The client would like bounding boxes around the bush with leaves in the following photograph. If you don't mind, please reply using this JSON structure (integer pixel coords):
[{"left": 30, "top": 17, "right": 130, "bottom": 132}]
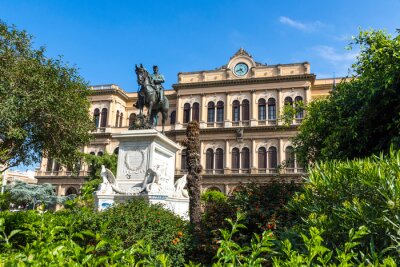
[{"left": 288, "top": 149, "right": 400, "bottom": 262}]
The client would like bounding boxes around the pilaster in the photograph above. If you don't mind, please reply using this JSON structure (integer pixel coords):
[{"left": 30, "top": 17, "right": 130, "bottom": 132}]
[
  {"left": 250, "top": 89, "right": 257, "bottom": 126},
  {"left": 225, "top": 92, "right": 232, "bottom": 127}
]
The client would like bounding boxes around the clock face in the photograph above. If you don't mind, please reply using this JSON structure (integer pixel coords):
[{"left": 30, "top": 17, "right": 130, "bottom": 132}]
[{"left": 234, "top": 63, "right": 249, "bottom": 76}]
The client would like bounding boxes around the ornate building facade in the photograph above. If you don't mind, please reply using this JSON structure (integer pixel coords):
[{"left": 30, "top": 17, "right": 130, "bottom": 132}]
[{"left": 35, "top": 49, "right": 336, "bottom": 196}]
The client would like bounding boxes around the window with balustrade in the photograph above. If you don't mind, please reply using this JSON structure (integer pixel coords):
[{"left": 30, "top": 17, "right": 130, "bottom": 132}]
[
  {"left": 206, "top": 148, "right": 214, "bottom": 173},
  {"left": 100, "top": 108, "right": 108, "bottom": 127},
  {"left": 232, "top": 100, "right": 240, "bottom": 123},
  {"left": 258, "top": 98, "right": 266, "bottom": 121},
  {"left": 192, "top": 102, "right": 200, "bottom": 122},
  {"left": 216, "top": 101, "right": 224, "bottom": 124},
  {"left": 207, "top": 101, "right": 215, "bottom": 125},
  {"left": 183, "top": 103, "right": 191, "bottom": 123},
  {"left": 231, "top": 147, "right": 240, "bottom": 173},
  {"left": 93, "top": 108, "right": 100, "bottom": 128},
  {"left": 267, "top": 98, "right": 276, "bottom": 123},
  {"left": 170, "top": 111, "right": 176, "bottom": 125},
  {"left": 258, "top": 147, "right": 267, "bottom": 173}
]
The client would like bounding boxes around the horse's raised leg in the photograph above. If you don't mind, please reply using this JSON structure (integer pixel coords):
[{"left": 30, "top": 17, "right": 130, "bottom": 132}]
[{"left": 161, "top": 109, "right": 168, "bottom": 134}]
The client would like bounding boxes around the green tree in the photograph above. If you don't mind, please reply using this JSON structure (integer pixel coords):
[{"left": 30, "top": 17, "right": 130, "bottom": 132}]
[
  {"left": 294, "top": 29, "right": 400, "bottom": 164},
  {"left": 0, "top": 21, "right": 93, "bottom": 172}
]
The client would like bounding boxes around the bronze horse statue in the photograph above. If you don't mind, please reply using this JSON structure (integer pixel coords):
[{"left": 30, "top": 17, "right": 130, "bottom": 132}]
[{"left": 134, "top": 64, "right": 169, "bottom": 133}]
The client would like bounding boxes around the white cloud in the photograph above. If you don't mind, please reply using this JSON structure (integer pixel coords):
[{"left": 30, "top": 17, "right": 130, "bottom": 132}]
[
  {"left": 279, "top": 16, "right": 326, "bottom": 32},
  {"left": 314, "top": 45, "right": 358, "bottom": 63}
]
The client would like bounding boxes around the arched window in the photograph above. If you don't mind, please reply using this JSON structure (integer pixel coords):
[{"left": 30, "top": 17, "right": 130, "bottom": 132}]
[
  {"left": 241, "top": 147, "right": 250, "bottom": 172},
  {"left": 231, "top": 148, "right": 240, "bottom": 172},
  {"left": 97, "top": 151, "right": 104, "bottom": 156},
  {"left": 258, "top": 147, "right": 267, "bottom": 172},
  {"left": 242, "top": 99, "right": 250, "bottom": 122},
  {"left": 100, "top": 108, "right": 108, "bottom": 127},
  {"left": 295, "top": 96, "right": 304, "bottom": 119},
  {"left": 232, "top": 100, "right": 240, "bottom": 122},
  {"left": 119, "top": 113, "right": 123, "bottom": 127},
  {"left": 170, "top": 111, "right": 176, "bottom": 125},
  {"left": 207, "top": 101, "right": 215, "bottom": 123},
  {"left": 192, "top": 102, "right": 200, "bottom": 122},
  {"left": 93, "top": 108, "right": 100, "bottom": 128},
  {"left": 89, "top": 152, "right": 95, "bottom": 155},
  {"left": 216, "top": 101, "right": 224, "bottom": 123},
  {"left": 115, "top": 110, "right": 120, "bottom": 127},
  {"left": 258, "top": 98, "right": 266, "bottom": 121},
  {"left": 285, "top": 146, "right": 295, "bottom": 173},
  {"left": 284, "top": 97, "right": 293, "bottom": 106},
  {"left": 53, "top": 161, "right": 60, "bottom": 173},
  {"left": 46, "top": 158, "right": 53, "bottom": 172},
  {"left": 207, "top": 186, "right": 222, "bottom": 192},
  {"left": 215, "top": 148, "right": 224, "bottom": 173},
  {"left": 268, "top": 146, "right": 278, "bottom": 172},
  {"left": 183, "top": 103, "right": 191, "bottom": 123},
  {"left": 267, "top": 98, "right": 276, "bottom": 121},
  {"left": 206, "top": 148, "right": 214, "bottom": 173},
  {"left": 113, "top": 147, "right": 119, "bottom": 155},
  {"left": 129, "top": 113, "right": 136, "bottom": 128},
  {"left": 65, "top": 187, "right": 78, "bottom": 196},
  {"left": 181, "top": 149, "right": 188, "bottom": 170}
]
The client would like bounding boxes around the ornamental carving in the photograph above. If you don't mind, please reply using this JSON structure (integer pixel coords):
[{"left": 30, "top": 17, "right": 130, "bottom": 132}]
[{"left": 124, "top": 149, "right": 145, "bottom": 173}]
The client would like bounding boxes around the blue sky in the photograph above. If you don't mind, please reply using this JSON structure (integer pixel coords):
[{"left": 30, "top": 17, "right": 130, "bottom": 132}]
[
  {"left": 2, "top": 0, "right": 399, "bottom": 91},
  {"left": 1, "top": 0, "right": 399, "bottom": 170}
]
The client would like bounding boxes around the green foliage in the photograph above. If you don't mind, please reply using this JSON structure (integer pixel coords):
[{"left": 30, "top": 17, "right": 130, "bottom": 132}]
[
  {"left": 288, "top": 149, "right": 400, "bottom": 262},
  {"left": 0, "top": 190, "right": 11, "bottom": 210},
  {"left": 7, "top": 180, "right": 69, "bottom": 209},
  {"left": 0, "top": 198, "right": 189, "bottom": 266},
  {"left": 201, "top": 190, "right": 227, "bottom": 204},
  {"left": 83, "top": 152, "right": 117, "bottom": 181},
  {"left": 294, "top": 29, "right": 400, "bottom": 164},
  {"left": 0, "top": 21, "right": 93, "bottom": 170}
]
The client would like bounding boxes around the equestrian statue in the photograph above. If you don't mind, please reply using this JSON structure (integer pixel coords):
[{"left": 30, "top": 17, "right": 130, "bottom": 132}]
[{"left": 133, "top": 64, "right": 169, "bottom": 133}]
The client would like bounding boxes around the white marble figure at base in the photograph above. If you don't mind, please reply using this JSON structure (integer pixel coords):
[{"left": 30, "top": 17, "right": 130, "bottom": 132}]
[
  {"left": 172, "top": 174, "right": 189, "bottom": 199},
  {"left": 98, "top": 165, "right": 181, "bottom": 196}
]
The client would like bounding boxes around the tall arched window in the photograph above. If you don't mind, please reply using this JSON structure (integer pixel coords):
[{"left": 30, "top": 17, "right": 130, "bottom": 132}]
[
  {"left": 46, "top": 158, "right": 53, "bottom": 172},
  {"left": 232, "top": 100, "right": 240, "bottom": 122},
  {"left": 170, "top": 111, "right": 176, "bottom": 125},
  {"left": 267, "top": 98, "right": 276, "bottom": 121},
  {"left": 181, "top": 149, "right": 188, "bottom": 170},
  {"left": 241, "top": 147, "right": 250, "bottom": 172},
  {"left": 268, "top": 146, "right": 278, "bottom": 172},
  {"left": 284, "top": 97, "right": 293, "bottom": 106},
  {"left": 206, "top": 148, "right": 214, "bottom": 173},
  {"left": 232, "top": 148, "right": 240, "bottom": 173},
  {"left": 93, "top": 109, "right": 100, "bottom": 128},
  {"left": 215, "top": 148, "right": 224, "bottom": 173},
  {"left": 183, "top": 103, "right": 191, "bottom": 123},
  {"left": 207, "top": 101, "right": 215, "bottom": 123},
  {"left": 295, "top": 96, "right": 304, "bottom": 119},
  {"left": 113, "top": 147, "right": 119, "bottom": 155},
  {"left": 97, "top": 151, "right": 104, "bottom": 156},
  {"left": 192, "top": 102, "right": 200, "bottom": 122},
  {"left": 115, "top": 111, "right": 120, "bottom": 127},
  {"left": 242, "top": 99, "right": 250, "bottom": 122},
  {"left": 119, "top": 113, "right": 124, "bottom": 127},
  {"left": 100, "top": 108, "right": 108, "bottom": 127},
  {"left": 258, "top": 147, "right": 267, "bottom": 173},
  {"left": 129, "top": 113, "right": 136, "bottom": 128},
  {"left": 66, "top": 187, "right": 78, "bottom": 196},
  {"left": 53, "top": 161, "right": 60, "bottom": 173},
  {"left": 285, "top": 146, "right": 295, "bottom": 173},
  {"left": 258, "top": 98, "right": 266, "bottom": 121},
  {"left": 216, "top": 101, "right": 224, "bottom": 123}
]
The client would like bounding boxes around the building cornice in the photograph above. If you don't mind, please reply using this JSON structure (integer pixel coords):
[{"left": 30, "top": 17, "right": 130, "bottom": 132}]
[
  {"left": 173, "top": 74, "right": 316, "bottom": 91},
  {"left": 90, "top": 89, "right": 130, "bottom": 101}
]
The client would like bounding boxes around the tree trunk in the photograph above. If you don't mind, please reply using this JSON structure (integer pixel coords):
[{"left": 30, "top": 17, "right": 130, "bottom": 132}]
[{"left": 182, "top": 121, "right": 202, "bottom": 233}]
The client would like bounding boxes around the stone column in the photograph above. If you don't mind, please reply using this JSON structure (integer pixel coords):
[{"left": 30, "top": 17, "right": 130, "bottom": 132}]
[
  {"left": 250, "top": 138, "right": 257, "bottom": 174},
  {"left": 224, "top": 140, "right": 231, "bottom": 174},
  {"left": 277, "top": 89, "right": 281, "bottom": 125},
  {"left": 278, "top": 138, "right": 284, "bottom": 165},
  {"left": 250, "top": 90, "right": 257, "bottom": 126},
  {"left": 175, "top": 94, "right": 183, "bottom": 130},
  {"left": 200, "top": 93, "right": 207, "bottom": 128},
  {"left": 225, "top": 92, "right": 232, "bottom": 127}
]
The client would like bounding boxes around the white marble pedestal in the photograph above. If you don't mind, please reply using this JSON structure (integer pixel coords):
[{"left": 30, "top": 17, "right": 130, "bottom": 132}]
[{"left": 94, "top": 129, "right": 189, "bottom": 219}]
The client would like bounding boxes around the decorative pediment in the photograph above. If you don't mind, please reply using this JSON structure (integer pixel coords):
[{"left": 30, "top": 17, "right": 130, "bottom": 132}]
[{"left": 230, "top": 48, "right": 253, "bottom": 60}]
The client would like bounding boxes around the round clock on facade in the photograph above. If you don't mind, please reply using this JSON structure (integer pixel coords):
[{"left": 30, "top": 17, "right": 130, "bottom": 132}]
[{"left": 234, "top": 62, "right": 249, "bottom": 76}]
